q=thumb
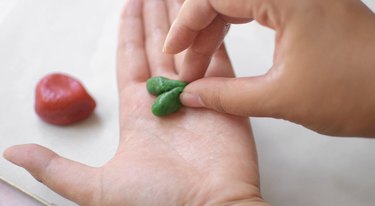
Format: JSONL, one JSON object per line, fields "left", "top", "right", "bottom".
{"left": 3, "top": 144, "right": 100, "bottom": 205}
{"left": 180, "top": 76, "right": 280, "bottom": 117}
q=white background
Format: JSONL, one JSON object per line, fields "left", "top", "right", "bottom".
{"left": 0, "top": 0, "right": 374, "bottom": 205}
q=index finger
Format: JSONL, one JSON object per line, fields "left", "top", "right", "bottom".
{"left": 163, "top": 0, "right": 260, "bottom": 54}
{"left": 163, "top": 0, "right": 217, "bottom": 54}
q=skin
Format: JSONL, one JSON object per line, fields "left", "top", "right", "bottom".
{"left": 164, "top": 0, "right": 375, "bottom": 137}
{"left": 3, "top": 0, "right": 269, "bottom": 205}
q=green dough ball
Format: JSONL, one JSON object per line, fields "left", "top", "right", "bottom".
{"left": 147, "top": 76, "right": 188, "bottom": 96}
{"left": 152, "top": 87, "right": 184, "bottom": 116}
{"left": 146, "top": 76, "right": 189, "bottom": 117}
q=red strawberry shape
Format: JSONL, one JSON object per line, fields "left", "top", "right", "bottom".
{"left": 35, "top": 73, "right": 96, "bottom": 125}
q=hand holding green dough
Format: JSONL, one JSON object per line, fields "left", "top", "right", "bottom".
{"left": 147, "top": 77, "right": 188, "bottom": 117}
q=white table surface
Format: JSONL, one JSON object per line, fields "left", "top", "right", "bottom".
{"left": 0, "top": 0, "right": 375, "bottom": 205}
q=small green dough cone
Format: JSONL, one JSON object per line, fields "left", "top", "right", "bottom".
{"left": 152, "top": 87, "right": 184, "bottom": 116}
{"left": 147, "top": 76, "right": 188, "bottom": 96}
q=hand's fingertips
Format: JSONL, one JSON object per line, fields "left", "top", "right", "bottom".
{"left": 180, "top": 77, "right": 278, "bottom": 117}
{"left": 181, "top": 78, "right": 232, "bottom": 114}
{"left": 4, "top": 144, "right": 58, "bottom": 181}
{"left": 3, "top": 145, "right": 21, "bottom": 164}
{"left": 164, "top": 0, "right": 186, "bottom": 73}
{"left": 164, "top": 0, "right": 185, "bottom": 55}
{"left": 4, "top": 144, "right": 99, "bottom": 205}
{"left": 180, "top": 92, "right": 205, "bottom": 107}
{"left": 164, "top": 0, "right": 219, "bottom": 53}
{"left": 190, "top": 17, "right": 229, "bottom": 57}
{"left": 179, "top": 17, "right": 229, "bottom": 82}
{"left": 3, "top": 147, "right": 20, "bottom": 167}
{"left": 163, "top": 23, "right": 198, "bottom": 54}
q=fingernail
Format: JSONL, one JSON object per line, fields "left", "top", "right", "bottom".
{"left": 180, "top": 93, "right": 204, "bottom": 107}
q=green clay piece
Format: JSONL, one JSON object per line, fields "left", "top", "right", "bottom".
{"left": 147, "top": 76, "right": 188, "bottom": 117}
{"left": 152, "top": 87, "right": 184, "bottom": 116}
{"left": 147, "top": 76, "right": 188, "bottom": 96}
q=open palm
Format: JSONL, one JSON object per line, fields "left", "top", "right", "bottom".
{"left": 4, "top": 0, "right": 266, "bottom": 205}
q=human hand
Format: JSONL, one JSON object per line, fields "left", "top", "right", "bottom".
{"left": 3, "top": 0, "right": 268, "bottom": 205}
{"left": 165, "top": 0, "right": 375, "bottom": 137}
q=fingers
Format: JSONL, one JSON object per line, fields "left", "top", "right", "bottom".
{"left": 117, "top": 0, "right": 149, "bottom": 88}
{"left": 205, "top": 44, "right": 234, "bottom": 78}
{"left": 163, "top": 0, "right": 217, "bottom": 54}
{"left": 144, "top": 0, "right": 176, "bottom": 77}
{"left": 180, "top": 76, "right": 280, "bottom": 117}
{"left": 165, "top": 0, "right": 185, "bottom": 73}
{"left": 166, "top": 0, "right": 184, "bottom": 24}
{"left": 163, "top": 0, "right": 261, "bottom": 54}
{"left": 3, "top": 144, "right": 99, "bottom": 205}
{"left": 179, "top": 17, "right": 230, "bottom": 81}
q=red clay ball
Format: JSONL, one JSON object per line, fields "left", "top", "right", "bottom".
{"left": 35, "top": 73, "right": 96, "bottom": 125}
